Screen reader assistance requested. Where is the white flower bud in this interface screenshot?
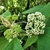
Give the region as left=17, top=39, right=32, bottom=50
left=9, top=39, right=12, bottom=42
left=35, top=12, right=42, bottom=15
left=0, top=6, right=5, bottom=9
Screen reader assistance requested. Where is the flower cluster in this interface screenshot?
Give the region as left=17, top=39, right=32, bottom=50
left=25, top=12, right=46, bottom=37
left=4, top=23, right=22, bottom=42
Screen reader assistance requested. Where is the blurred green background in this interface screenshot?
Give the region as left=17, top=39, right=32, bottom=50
left=0, top=0, right=50, bottom=14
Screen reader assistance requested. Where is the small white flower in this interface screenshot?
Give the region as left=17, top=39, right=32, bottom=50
left=39, top=30, right=44, bottom=34
left=37, top=15, right=46, bottom=21
left=40, top=22, right=45, bottom=27
left=0, top=6, right=5, bottom=9
left=25, top=22, right=32, bottom=29
left=13, top=33, right=17, bottom=38
left=42, top=23, right=45, bottom=29
left=35, top=12, right=42, bottom=15
left=27, top=14, right=31, bottom=17
left=20, top=40, right=23, bottom=44
left=18, top=13, right=20, bottom=16
left=42, top=15, right=46, bottom=21
left=34, top=20, right=39, bottom=27
left=32, top=28, right=39, bottom=35
left=9, top=39, right=12, bottom=42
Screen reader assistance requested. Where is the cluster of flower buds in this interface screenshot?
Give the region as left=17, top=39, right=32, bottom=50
left=25, top=12, right=46, bottom=37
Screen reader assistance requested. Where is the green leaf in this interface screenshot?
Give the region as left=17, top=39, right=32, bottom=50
left=0, top=25, right=7, bottom=36
left=1, top=10, right=11, bottom=18
left=37, top=27, right=50, bottom=50
left=39, top=2, right=50, bottom=23
left=22, top=5, right=45, bottom=14
left=2, top=38, right=23, bottom=50
left=46, top=18, right=50, bottom=27
left=0, top=36, right=8, bottom=50
left=0, top=37, right=23, bottom=50
left=23, top=35, right=38, bottom=49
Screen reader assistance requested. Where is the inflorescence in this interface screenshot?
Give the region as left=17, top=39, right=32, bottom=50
left=25, top=12, right=46, bottom=37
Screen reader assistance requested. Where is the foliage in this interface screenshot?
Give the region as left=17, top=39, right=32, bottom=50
left=0, top=37, right=23, bottom=50
left=23, top=35, right=38, bottom=49
left=0, top=25, right=7, bottom=36
left=22, top=2, right=50, bottom=50
left=0, top=0, right=48, bottom=14
left=0, top=0, right=50, bottom=50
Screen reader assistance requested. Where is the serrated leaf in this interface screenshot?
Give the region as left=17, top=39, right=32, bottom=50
left=37, top=27, right=50, bottom=50
left=2, top=38, right=23, bottom=50
left=1, top=10, right=11, bottom=18
left=23, top=35, right=38, bottom=49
